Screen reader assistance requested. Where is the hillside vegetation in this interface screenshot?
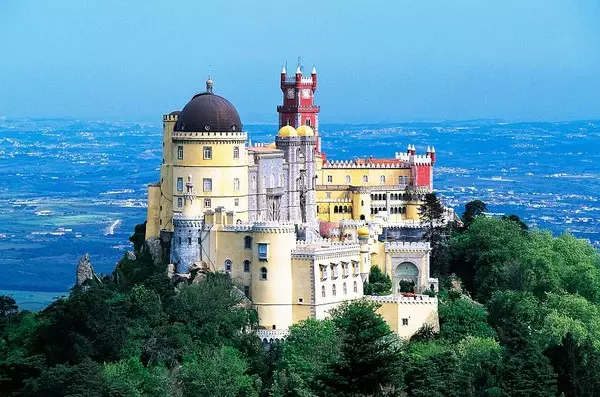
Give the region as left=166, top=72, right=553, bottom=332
left=2, top=200, right=600, bottom=396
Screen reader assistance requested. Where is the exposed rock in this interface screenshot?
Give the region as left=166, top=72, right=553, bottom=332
left=76, top=253, right=98, bottom=286
left=146, top=237, right=163, bottom=265
left=126, top=251, right=136, bottom=261
left=166, top=263, right=175, bottom=279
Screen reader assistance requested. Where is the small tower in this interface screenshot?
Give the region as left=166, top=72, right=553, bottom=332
left=170, top=175, right=203, bottom=275
left=278, top=60, right=321, bottom=151
left=357, top=226, right=371, bottom=283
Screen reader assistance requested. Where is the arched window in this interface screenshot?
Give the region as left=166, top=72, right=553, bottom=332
left=353, top=281, right=358, bottom=293
left=361, top=200, right=364, bottom=206
left=334, top=206, right=339, bottom=213
left=233, top=178, right=240, bottom=191
left=332, top=285, right=337, bottom=296
left=306, top=118, right=311, bottom=126
left=244, top=235, right=252, bottom=249
left=260, top=267, right=268, bottom=281
left=327, top=175, right=333, bottom=183
left=243, top=260, right=250, bottom=272
left=188, top=237, right=192, bottom=245
left=363, top=175, right=368, bottom=183
left=380, top=175, right=386, bottom=184
left=345, top=175, right=351, bottom=184
left=225, top=259, right=232, bottom=273
left=233, top=146, right=240, bottom=159
left=178, top=237, right=182, bottom=245
left=321, top=285, right=326, bottom=298
left=343, top=283, right=347, bottom=295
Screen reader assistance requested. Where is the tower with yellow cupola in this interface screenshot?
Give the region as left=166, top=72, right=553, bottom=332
left=278, top=63, right=321, bottom=152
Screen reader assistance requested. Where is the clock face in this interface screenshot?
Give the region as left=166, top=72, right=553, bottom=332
left=286, top=88, right=295, bottom=99
left=302, top=88, right=311, bottom=99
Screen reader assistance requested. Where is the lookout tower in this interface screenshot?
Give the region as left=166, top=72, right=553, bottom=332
left=278, top=62, right=321, bottom=152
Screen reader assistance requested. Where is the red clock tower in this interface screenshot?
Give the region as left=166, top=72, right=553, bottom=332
left=278, top=63, right=321, bottom=151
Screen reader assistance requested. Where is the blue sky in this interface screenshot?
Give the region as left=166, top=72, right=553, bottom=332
left=1, top=0, right=599, bottom=123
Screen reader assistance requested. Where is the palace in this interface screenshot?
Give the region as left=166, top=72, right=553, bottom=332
left=145, top=65, right=453, bottom=341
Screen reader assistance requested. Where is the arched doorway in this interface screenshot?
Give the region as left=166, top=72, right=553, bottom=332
left=395, top=262, right=419, bottom=293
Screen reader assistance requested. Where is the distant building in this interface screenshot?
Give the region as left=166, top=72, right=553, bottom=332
left=145, top=65, right=454, bottom=341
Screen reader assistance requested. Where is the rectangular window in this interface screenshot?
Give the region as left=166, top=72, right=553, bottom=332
left=233, top=146, right=240, bottom=159
left=177, top=146, right=183, bottom=160
left=326, top=192, right=331, bottom=199
left=233, top=178, right=240, bottom=191
left=177, top=197, right=183, bottom=207
left=327, top=175, right=333, bottom=183
left=345, top=175, right=351, bottom=184
left=203, top=178, right=212, bottom=192
left=258, top=243, right=268, bottom=261
left=203, top=146, right=212, bottom=160
left=243, top=286, right=250, bottom=298
left=331, top=263, right=339, bottom=279
left=177, top=177, right=184, bottom=191
left=402, top=318, right=409, bottom=326
left=234, top=198, right=239, bottom=207
left=204, top=198, right=211, bottom=208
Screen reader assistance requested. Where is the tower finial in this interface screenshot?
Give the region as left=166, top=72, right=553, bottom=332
left=296, top=56, right=302, bottom=74
left=206, top=75, right=214, bottom=93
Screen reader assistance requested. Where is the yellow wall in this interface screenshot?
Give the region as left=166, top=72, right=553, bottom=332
left=291, top=258, right=315, bottom=323
left=318, top=167, right=411, bottom=187
left=377, top=299, right=439, bottom=340
left=145, top=184, right=161, bottom=239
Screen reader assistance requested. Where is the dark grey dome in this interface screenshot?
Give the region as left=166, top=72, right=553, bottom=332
left=175, top=92, right=242, bottom=132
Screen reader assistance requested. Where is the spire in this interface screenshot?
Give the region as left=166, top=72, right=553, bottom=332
left=431, top=145, right=436, bottom=152
left=296, top=56, right=302, bottom=74
left=427, top=145, right=431, bottom=153
left=206, top=76, right=214, bottom=94
left=281, top=65, right=286, bottom=74
left=312, top=65, right=317, bottom=74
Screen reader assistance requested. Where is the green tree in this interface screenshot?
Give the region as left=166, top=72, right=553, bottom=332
left=500, top=343, right=557, bottom=397
left=438, top=297, right=495, bottom=343
left=0, top=296, right=19, bottom=329
left=323, top=300, right=404, bottom=396
left=179, top=346, right=259, bottom=397
left=419, top=193, right=451, bottom=277
left=170, top=272, right=252, bottom=345
left=364, top=266, right=392, bottom=295
left=502, top=214, right=528, bottom=230
left=271, top=318, right=340, bottom=396
left=461, top=200, right=487, bottom=229
left=25, top=359, right=105, bottom=397
left=456, top=337, right=503, bottom=397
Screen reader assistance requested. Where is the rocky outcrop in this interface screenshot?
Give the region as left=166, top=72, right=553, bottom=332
left=146, top=237, right=164, bottom=265
left=76, top=253, right=100, bottom=287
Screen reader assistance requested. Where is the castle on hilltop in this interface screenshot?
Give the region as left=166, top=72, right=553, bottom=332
left=145, top=64, right=453, bottom=341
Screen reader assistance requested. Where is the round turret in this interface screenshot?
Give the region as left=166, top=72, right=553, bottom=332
left=357, top=226, right=370, bottom=237
left=278, top=125, right=298, bottom=137
left=297, top=125, right=315, bottom=137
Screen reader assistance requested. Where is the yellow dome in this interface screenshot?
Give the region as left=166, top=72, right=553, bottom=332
left=267, top=142, right=276, bottom=148
left=297, top=125, right=315, bottom=137
left=278, top=125, right=298, bottom=137
left=357, top=226, right=369, bottom=236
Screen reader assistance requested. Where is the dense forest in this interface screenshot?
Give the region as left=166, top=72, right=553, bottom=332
left=2, top=196, right=600, bottom=396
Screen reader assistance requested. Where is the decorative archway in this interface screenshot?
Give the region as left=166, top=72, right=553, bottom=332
left=395, top=262, right=419, bottom=293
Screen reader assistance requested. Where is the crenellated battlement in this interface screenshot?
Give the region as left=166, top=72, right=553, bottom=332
left=384, top=241, right=431, bottom=252
left=163, top=114, right=179, bottom=122
left=366, top=295, right=438, bottom=304
left=323, top=159, right=410, bottom=169
left=252, top=222, right=296, bottom=234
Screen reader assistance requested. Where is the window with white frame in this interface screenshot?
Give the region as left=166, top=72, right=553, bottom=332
left=225, top=259, right=232, bottom=273
left=332, top=284, right=337, bottom=296
left=331, top=263, right=339, bottom=279
left=177, top=197, right=183, bottom=207
left=258, top=243, right=268, bottom=261
left=320, top=264, right=328, bottom=280
left=233, top=178, right=240, bottom=191
left=380, top=175, right=386, bottom=184
left=234, top=198, right=239, bottom=207
left=345, top=175, right=351, bottom=184
left=343, top=282, right=347, bottom=295
left=363, top=175, right=368, bottom=183
left=321, top=285, right=326, bottom=298
left=233, top=146, right=239, bottom=159
left=204, top=198, right=211, bottom=208
left=353, top=281, right=358, bottom=293
left=203, top=178, right=212, bottom=192
left=177, top=177, right=183, bottom=191
left=326, top=192, right=331, bottom=199
left=177, top=146, right=183, bottom=160
left=203, top=146, right=212, bottom=160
